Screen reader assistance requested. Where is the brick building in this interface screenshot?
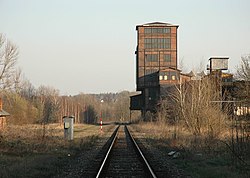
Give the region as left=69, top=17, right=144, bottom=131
left=0, top=98, right=10, bottom=129
left=130, top=22, right=191, bottom=118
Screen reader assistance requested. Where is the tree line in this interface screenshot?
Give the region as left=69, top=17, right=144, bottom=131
left=0, top=33, right=137, bottom=125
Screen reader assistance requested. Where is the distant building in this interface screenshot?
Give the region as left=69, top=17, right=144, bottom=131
left=130, top=22, right=191, bottom=118
left=0, top=98, right=10, bottom=129
left=187, top=71, right=206, bottom=80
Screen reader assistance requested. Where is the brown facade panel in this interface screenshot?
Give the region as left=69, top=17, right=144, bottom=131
left=171, top=26, right=177, bottom=33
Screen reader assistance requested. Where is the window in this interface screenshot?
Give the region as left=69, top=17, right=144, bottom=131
left=146, top=54, right=158, bottom=62
left=159, top=75, right=163, bottom=80
left=169, top=71, right=179, bottom=80
left=144, top=28, right=171, bottom=34
left=163, top=54, right=171, bottom=62
left=164, top=75, right=168, bottom=80
left=144, top=38, right=152, bottom=49
left=144, top=38, right=171, bottom=49
left=144, top=28, right=152, bottom=34
left=159, top=71, right=179, bottom=81
left=163, top=38, right=171, bottom=49
left=163, top=28, right=171, bottom=33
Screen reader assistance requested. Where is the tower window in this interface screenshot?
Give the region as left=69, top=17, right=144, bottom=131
left=144, top=38, right=171, bottom=49
left=163, top=54, right=171, bottom=62
left=145, top=54, right=158, bottom=62
left=144, top=28, right=171, bottom=34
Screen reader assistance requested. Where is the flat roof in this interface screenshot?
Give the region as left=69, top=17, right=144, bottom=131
left=136, top=22, right=179, bottom=30
left=209, top=57, right=229, bottom=60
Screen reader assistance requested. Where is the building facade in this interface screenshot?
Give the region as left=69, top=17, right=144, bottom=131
left=130, top=22, right=190, bottom=118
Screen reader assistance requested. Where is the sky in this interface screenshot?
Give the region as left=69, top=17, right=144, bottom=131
left=1, top=0, right=250, bottom=95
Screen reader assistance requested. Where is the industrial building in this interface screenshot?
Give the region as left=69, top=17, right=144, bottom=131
left=130, top=22, right=191, bottom=117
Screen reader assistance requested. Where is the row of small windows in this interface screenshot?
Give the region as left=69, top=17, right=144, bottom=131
left=159, top=75, right=176, bottom=81
left=145, top=54, right=171, bottom=62
left=144, top=28, right=171, bottom=34
left=144, top=70, right=179, bottom=80
left=159, top=72, right=179, bottom=81
left=144, top=38, right=169, bottom=44
left=144, top=38, right=171, bottom=49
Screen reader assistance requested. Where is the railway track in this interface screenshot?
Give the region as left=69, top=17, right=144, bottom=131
left=96, top=124, right=157, bottom=178
left=54, top=124, right=188, bottom=178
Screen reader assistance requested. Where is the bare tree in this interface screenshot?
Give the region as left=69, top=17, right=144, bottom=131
left=0, top=34, right=19, bottom=90
left=114, top=91, right=130, bottom=122
left=35, top=85, right=60, bottom=139
left=235, top=55, right=250, bottom=105
left=236, top=55, right=250, bottom=81
left=171, top=78, right=227, bottom=137
left=19, top=79, right=36, bottom=99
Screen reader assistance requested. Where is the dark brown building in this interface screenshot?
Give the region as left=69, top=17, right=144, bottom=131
left=136, top=22, right=179, bottom=89
left=130, top=22, right=190, bottom=118
left=0, top=98, right=10, bottom=129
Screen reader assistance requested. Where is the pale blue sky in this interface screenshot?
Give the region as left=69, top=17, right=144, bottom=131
left=1, top=0, right=250, bottom=94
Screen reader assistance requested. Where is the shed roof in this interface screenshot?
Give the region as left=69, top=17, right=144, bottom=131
left=160, top=67, right=181, bottom=72
left=0, top=109, right=10, bottom=117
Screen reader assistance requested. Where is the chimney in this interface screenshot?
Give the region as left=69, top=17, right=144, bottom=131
left=0, top=98, right=2, bottom=111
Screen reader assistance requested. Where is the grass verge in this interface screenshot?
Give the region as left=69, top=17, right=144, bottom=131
left=0, top=123, right=114, bottom=178
left=131, top=122, right=250, bottom=178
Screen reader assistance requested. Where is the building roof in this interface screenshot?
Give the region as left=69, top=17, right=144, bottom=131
left=136, top=22, right=179, bottom=29
left=187, top=71, right=196, bottom=77
left=186, top=70, right=207, bottom=80
left=160, top=67, right=181, bottom=72
left=0, top=109, right=10, bottom=117
left=209, top=56, right=229, bottom=60
left=222, top=72, right=233, bottom=78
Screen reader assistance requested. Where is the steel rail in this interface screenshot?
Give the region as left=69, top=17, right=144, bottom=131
left=125, top=125, right=157, bottom=178
left=95, top=125, right=120, bottom=178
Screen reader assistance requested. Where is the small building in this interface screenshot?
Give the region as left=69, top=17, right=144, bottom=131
left=187, top=70, right=206, bottom=81
left=0, top=98, right=10, bottom=129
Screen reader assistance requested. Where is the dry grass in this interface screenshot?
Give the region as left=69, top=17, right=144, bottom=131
left=131, top=121, right=250, bottom=178
left=0, top=123, right=116, bottom=178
